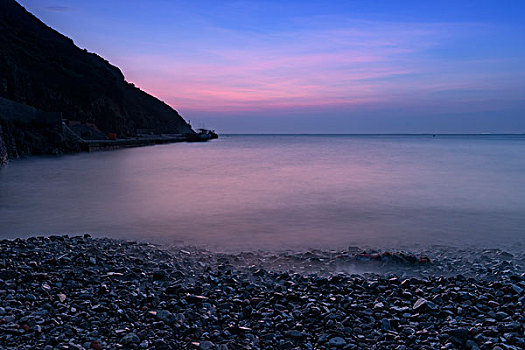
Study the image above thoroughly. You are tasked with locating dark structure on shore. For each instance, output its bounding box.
[0,0,201,164]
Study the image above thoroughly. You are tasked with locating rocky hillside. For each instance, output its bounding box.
[0,125,7,165]
[0,0,194,148]
[0,96,83,163]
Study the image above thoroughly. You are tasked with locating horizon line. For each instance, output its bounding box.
[218,133,525,136]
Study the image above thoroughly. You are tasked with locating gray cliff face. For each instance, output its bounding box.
[0,0,194,160]
[0,125,8,165]
[0,96,82,161]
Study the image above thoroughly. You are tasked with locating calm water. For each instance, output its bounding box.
[1,135,524,250]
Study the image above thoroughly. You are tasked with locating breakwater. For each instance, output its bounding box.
[81,136,187,152]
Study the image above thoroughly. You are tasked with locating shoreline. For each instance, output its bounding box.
[0,236,523,349]
[0,123,219,166]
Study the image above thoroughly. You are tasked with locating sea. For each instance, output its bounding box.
[1,134,524,250]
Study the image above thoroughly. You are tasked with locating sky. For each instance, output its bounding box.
[18,0,525,133]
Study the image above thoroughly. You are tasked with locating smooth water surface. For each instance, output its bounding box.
[1,135,524,249]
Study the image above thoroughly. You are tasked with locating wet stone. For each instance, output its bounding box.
[285,330,307,339]
[156,310,172,323]
[448,328,470,339]
[121,333,140,345]
[199,340,215,350]
[381,318,392,331]
[329,337,346,347]
[511,284,523,294]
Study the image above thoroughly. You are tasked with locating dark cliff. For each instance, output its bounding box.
[0,0,194,152]
[0,96,82,161]
[0,125,7,164]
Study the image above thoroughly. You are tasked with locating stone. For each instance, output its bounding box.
[448,328,470,339]
[121,333,140,345]
[328,337,346,347]
[495,311,508,321]
[466,340,480,350]
[156,310,172,323]
[152,270,167,280]
[90,340,102,350]
[199,341,215,350]
[413,298,427,310]
[285,330,306,339]
[511,284,523,294]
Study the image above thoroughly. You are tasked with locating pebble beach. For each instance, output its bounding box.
[0,235,523,349]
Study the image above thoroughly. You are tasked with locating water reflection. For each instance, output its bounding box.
[1,135,524,250]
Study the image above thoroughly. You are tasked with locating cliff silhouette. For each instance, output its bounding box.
[0,0,195,163]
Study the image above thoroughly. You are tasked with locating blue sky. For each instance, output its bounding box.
[18,0,525,133]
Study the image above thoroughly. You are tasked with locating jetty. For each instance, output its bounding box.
[64,121,218,152]
[80,135,186,152]
[79,132,217,152]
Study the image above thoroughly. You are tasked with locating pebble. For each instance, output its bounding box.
[156,309,172,323]
[199,340,215,350]
[328,337,347,347]
[90,340,102,350]
[381,318,392,331]
[121,333,140,345]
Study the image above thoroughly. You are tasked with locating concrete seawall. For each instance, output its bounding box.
[81,136,187,152]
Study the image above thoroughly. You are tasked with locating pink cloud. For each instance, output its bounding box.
[110,19,513,114]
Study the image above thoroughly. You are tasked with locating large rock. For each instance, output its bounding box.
[0,113,82,158]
